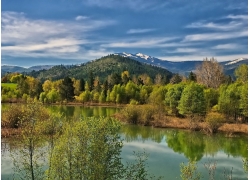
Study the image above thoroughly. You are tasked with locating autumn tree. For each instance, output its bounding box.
[196,57,224,88]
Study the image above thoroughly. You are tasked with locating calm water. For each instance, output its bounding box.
[1,105,248,179]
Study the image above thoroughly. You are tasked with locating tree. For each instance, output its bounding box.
[170,74,183,84]
[240,83,248,119]
[165,83,185,116]
[121,71,130,85]
[204,88,219,111]
[47,117,124,180]
[59,77,75,102]
[11,103,50,180]
[218,83,242,122]
[178,82,206,129]
[196,57,224,88]
[188,71,197,82]
[88,71,94,91]
[235,64,248,83]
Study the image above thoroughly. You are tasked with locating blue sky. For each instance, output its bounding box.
[1,0,248,67]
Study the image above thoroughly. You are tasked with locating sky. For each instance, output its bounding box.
[1,0,248,67]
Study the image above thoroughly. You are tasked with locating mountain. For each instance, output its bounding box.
[27,54,173,82]
[116,52,248,76]
[1,65,54,75]
[221,58,248,76]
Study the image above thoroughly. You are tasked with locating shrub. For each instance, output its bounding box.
[130,99,139,105]
[1,103,50,129]
[121,105,140,124]
[1,105,24,128]
[205,112,225,133]
[139,105,156,125]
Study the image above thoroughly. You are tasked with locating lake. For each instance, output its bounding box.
[1,105,248,179]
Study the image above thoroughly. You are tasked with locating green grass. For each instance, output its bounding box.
[1,83,17,89]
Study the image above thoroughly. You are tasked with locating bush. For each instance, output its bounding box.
[130,99,139,105]
[121,105,140,124]
[120,105,161,125]
[1,103,50,129]
[1,105,24,128]
[205,112,225,133]
[139,105,156,125]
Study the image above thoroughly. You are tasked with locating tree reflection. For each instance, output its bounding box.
[166,130,205,161]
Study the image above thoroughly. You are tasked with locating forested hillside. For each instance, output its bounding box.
[27,55,173,82]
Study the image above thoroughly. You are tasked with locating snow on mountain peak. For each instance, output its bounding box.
[225,57,247,65]
[135,53,150,60]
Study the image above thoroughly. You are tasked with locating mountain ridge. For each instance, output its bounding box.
[1,53,247,78]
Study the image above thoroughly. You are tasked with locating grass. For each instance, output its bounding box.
[1,83,17,89]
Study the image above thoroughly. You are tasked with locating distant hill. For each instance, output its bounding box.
[1,65,54,76]
[27,55,173,82]
[116,52,248,77]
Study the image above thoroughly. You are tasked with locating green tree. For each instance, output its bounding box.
[99,90,106,103]
[165,83,185,116]
[170,74,182,84]
[47,117,124,180]
[235,64,248,83]
[240,83,248,119]
[59,76,75,102]
[47,89,60,103]
[178,82,206,116]
[218,83,243,122]
[204,88,219,111]
[188,71,197,82]
[11,103,50,180]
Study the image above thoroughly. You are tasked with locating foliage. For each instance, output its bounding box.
[11,103,51,180]
[165,83,185,115]
[205,112,224,133]
[204,88,219,111]
[234,64,248,83]
[59,76,75,102]
[180,161,202,180]
[178,82,206,117]
[218,83,244,122]
[124,151,162,180]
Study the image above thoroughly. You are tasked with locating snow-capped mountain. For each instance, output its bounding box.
[114,52,248,76]
[114,52,165,67]
[224,58,248,65]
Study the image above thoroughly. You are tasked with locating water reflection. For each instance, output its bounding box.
[122,125,247,161]
[1,105,247,179]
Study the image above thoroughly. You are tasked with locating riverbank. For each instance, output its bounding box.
[114,114,248,136]
[1,103,248,137]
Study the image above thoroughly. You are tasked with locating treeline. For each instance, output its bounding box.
[1,59,248,125]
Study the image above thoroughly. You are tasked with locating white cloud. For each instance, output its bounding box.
[75,15,89,21]
[157,54,248,62]
[226,14,248,20]
[183,30,248,42]
[167,48,199,53]
[186,21,244,31]
[1,11,115,60]
[127,28,156,34]
[212,43,243,50]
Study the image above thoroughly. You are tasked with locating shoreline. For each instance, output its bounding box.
[2,103,248,137]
